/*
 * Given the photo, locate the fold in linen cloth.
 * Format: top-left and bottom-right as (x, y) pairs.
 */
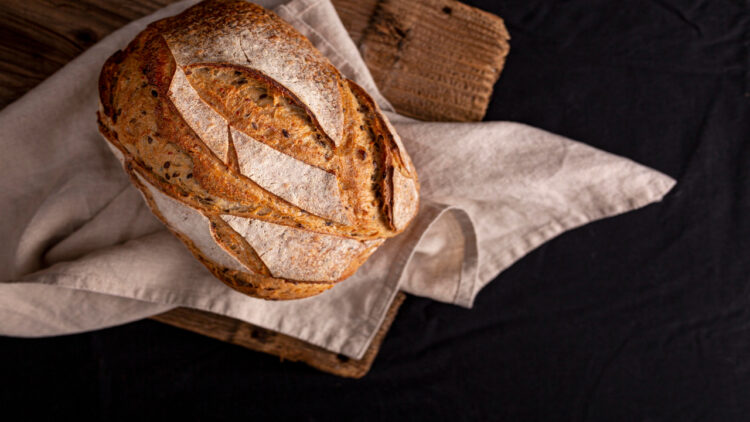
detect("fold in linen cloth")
(0, 0), (676, 358)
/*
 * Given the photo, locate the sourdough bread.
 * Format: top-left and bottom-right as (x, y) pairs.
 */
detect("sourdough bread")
(96, 0), (419, 299)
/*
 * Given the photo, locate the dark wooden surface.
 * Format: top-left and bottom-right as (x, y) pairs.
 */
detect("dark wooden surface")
(356, 0), (509, 121)
(0, 0), (509, 119)
(0, 0), (176, 109)
(0, 0), (508, 377)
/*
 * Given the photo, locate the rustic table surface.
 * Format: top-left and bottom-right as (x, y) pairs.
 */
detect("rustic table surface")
(0, 0), (508, 377)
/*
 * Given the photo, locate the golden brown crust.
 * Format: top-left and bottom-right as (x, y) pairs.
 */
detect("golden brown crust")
(346, 80), (420, 230)
(188, 63), (337, 162)
(131, 164), (335, 300)
(155, 0), (346, 146)
(207, 214), (272, 277)
(96, 0), (419, 299)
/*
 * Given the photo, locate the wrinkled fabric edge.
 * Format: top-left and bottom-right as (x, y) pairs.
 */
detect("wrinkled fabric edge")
(0, 281), (175, 337)
(342, 200), (461, 357)
(275, 0), (394, 111)
(464, 172), (677, 308)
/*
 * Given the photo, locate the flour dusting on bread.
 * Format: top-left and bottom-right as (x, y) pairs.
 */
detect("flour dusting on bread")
(231, 128), (349, 224)
(168, 67), (230, 162)
(221, 214), (374, 281)
(96, 0), (419, 299)
(160, 2), (344, 145)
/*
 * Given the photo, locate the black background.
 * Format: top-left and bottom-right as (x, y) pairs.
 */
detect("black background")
(2, 0), (749, 420)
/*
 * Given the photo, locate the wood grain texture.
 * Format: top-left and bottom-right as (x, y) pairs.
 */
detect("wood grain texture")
(357, 0), (510, 121)
(330, 0), (379, 45)
(0, 0), (508, 377)
(0, 0), (178, 109)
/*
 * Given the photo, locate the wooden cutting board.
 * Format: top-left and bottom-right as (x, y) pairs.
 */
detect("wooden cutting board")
(0, 0), (509, 377)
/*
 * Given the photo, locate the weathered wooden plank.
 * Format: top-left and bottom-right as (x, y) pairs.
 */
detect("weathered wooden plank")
(330, 0), (379, 45)
(0, 0), (178, 108)
(358, 0), (510, 121)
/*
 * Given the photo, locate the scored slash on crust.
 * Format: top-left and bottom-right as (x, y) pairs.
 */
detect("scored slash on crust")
(136, 169), (374, 283)
(101, 113), (379, 285)
(134, 172), (249, 272)
(160, 3), (345, 146)
(231, 127), (350, 225)
(221, 214), (376, 282)
(168, 64), (350, 224)
(96, 0), (420, 299)
(168, 67), (230, 162)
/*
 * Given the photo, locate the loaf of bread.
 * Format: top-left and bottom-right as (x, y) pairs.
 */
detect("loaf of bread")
(96, 0), (419, 300)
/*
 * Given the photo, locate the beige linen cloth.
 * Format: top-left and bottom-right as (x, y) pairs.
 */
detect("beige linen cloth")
(0, 0), (675, 359)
